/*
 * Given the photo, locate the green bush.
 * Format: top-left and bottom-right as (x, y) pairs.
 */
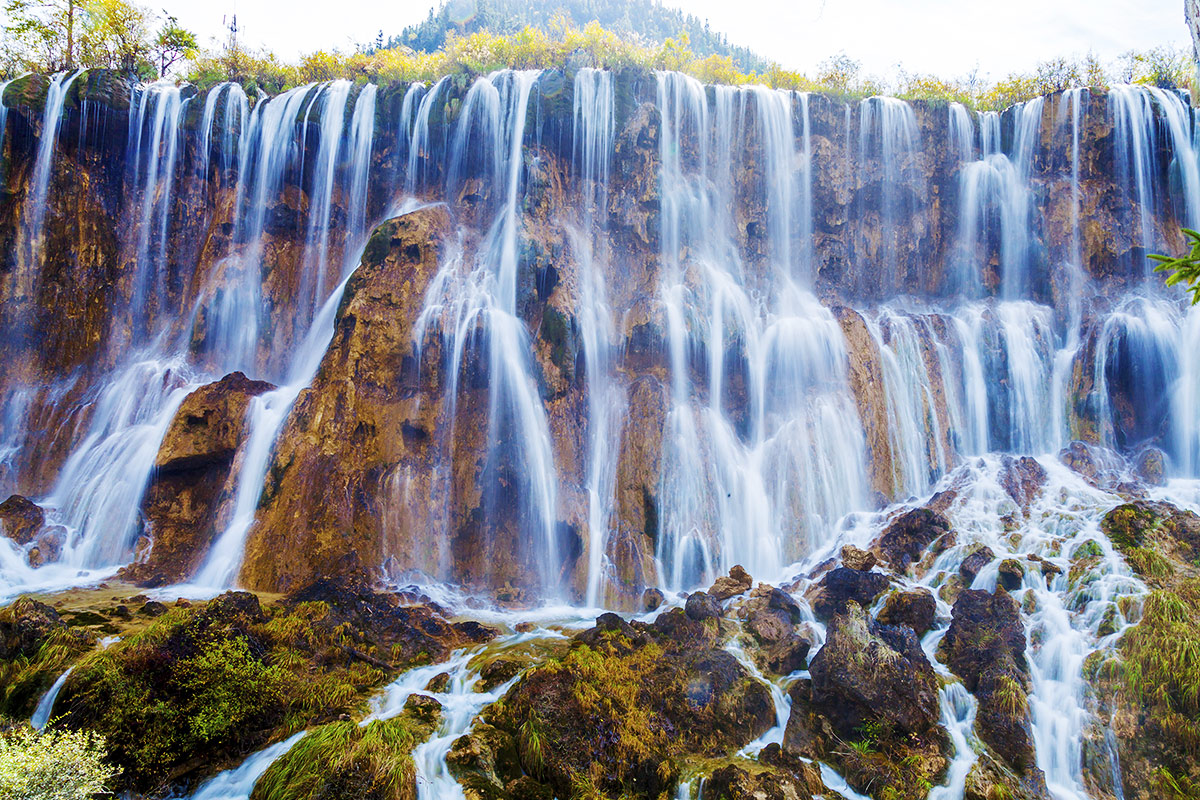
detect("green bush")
(0, 726), (116, 800)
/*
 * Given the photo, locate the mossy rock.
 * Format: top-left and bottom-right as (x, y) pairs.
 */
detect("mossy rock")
(252, 708), (438, 800)
(452, 611), (774, 799)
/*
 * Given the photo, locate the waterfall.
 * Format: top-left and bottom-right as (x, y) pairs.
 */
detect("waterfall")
(6, 70), (1200, 797)
(30, 666), (74, 731)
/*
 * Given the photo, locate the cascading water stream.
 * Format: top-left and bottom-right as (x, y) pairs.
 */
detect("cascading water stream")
(7, 70), (1200, 799)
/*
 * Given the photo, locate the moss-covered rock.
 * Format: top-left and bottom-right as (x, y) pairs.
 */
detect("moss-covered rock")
(783, 602), (948, 800)
(252, 705), (439, 800)
(449, 610), (774, 799)
(48, 583), (492, 793)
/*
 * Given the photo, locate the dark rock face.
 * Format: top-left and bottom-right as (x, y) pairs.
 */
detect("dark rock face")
(960, 544), (997, 584)
(872, 507), (952, 572)
(940, 589), (1046, 792)
(119, 371), (273, 586)
(0, 494), (44, 545)
(876, 588), (937, 636)
(450, 607), (774, 800)
(805, 566), (889, 621)
(999, 455), (1048, 510)
(808, 603), (940, 737)
(783, 602), (948, 799)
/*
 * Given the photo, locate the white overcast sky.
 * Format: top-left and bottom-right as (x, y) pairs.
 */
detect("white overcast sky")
(155, 0), (1191, 81)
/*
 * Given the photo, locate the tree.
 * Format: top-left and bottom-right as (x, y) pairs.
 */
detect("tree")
(1152, 229), (1200, 305)
(81, 0), (151, 73)
(2, 0), (82, 71)
(152, 12), (196, 76)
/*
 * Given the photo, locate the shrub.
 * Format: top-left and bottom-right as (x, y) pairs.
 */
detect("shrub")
(0, 726), (116, 800)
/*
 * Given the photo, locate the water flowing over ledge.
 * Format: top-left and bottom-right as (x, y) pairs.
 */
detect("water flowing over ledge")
(2, 66), (1200, 800)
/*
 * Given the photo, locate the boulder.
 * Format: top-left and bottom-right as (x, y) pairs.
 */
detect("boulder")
(998, 558), (1026, 590)
(998, 455), (1047, 511)
(805, 567), (889, 621)
(840, 544), (876, 571)
(1133, 447), (1166, 487)
(709, 564), (753, 600)
(876, 588), (937, 636)
(684, 590), (721, 621)
(959, 544), (996, 585)
(872, 507), (951, 572)
(641, 587), (665, 611)
(940, 589), (1045, 791)
(0, 495), (45, 545)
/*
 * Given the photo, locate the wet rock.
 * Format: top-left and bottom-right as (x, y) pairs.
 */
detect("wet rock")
(808, 602), (941, 736)
(872, 507), (952, 572)
(876, 588), (936, 637)
(453, 607), (774, 799)
(940, 589), (1045, 791)
(404, 693), (443, 723)
(1025, 553), (1062, 578)
(704, 757), (827, 800)
(684, 590), (721, 621)
(641, 587), (665, 611)
(835, 307), (897, 500)
(959, 544), (996, 584)
(425, 672), (451, 693)
(998, 558), (1026, 590)
(783, 600), (949, 799)
(1133, 447), (1166, 487)
(0, 495), (45, 545)
(120, 372), (274, 586)
(998, 455), (1048, 510)
(709, 564), (753, 600)
(137, 601), (167, 617)
(840, 544), (876, 571)
(805, 567), (889, 621)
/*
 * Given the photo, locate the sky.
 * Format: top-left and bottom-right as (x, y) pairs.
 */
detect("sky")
(155, 0), (1191, 82)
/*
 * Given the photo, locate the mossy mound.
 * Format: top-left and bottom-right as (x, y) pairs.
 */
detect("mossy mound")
(1085, 500), (1200, 798)
(449, 610), (775, 799)
(252, 704), (440, 800)
(0, 598), (94, 717)
(47, 583), (492, 794)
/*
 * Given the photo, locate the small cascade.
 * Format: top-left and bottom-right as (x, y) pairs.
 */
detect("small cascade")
(43, 355), (196, 570)
(186, 731), (308, 800)
(30, 665), (74, 731)
(21, 69), (85, 276)
(857, 95), (921, 294)
(1109, 85), (1200, 279)
(127, 84), (187, 339)
(572, 67), (624, 607)
(297, 80), (351, 325)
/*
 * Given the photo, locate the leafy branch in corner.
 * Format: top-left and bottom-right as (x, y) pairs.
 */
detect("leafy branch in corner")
(1151, 227), (1200, 305)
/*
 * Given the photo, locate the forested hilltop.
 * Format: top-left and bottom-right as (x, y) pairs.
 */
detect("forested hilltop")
(1, 0), (1192, 110)
(386, 0), (768, 72)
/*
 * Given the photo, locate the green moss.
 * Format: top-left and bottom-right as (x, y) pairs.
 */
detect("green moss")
(1107, 579), (1200, 752)
(252, 711), (437, 800)
(1101, 503), (1160, 551)
(59, 595), (393, 791)
(1071, 539), (1105, 560)
(0, 626), (92, 718)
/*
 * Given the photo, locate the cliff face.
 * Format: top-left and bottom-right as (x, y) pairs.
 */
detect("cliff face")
(0, 68), (1196, 607)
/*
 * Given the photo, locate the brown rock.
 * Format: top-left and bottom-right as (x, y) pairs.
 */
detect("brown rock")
(119, 372), (273, 586)
(959, 544), (996, 584)
(877, 588), (937, 636)
(998, 558), (1026, 591)
(0, 495), (45, 545)
(872, 507), (952, 572)
(840, 544), (876, 571)
(709, 564), (753, 600)
(998, 455), (1048, 511)
(641, 587), (665, 611)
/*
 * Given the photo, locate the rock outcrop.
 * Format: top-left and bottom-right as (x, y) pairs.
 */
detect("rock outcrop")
(120, 371), (273, 585)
